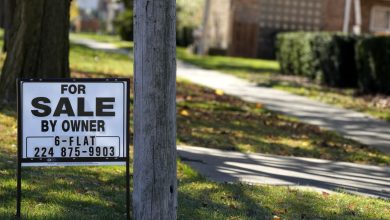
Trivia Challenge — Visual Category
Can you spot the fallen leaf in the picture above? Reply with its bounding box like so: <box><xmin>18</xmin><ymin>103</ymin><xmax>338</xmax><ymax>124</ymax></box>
<box><xmin>180</xmin><ymin>110</ymin><xmax>190</xmax><ymax>116</ymax></box>
<box><xmin>322</xmin><ymin>191</ymin><xmax>330</xmax><ymax>197</ymax></box>
<box><xmin>256</xmin><ymin>103</ymin><xmax>263</xmax><ymax>109</ymax></box>
<box><xmin>215</xmin><ymin>89</ymin><xmax>224</xmax><ymax>96</ymax></box>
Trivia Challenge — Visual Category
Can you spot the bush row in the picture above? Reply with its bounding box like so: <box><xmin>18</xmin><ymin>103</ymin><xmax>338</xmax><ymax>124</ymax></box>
<box><xmin>356</xmin><ymin>37</ymin><xmax>390</xmax><ymax>94</ymax></box>
<box><xmin>276</xmin><ymin>32</ymin><xmax>390</xmax><ymax>94</ymax></box>
<box><xmin>276</xmin><ymin>32</ymin><xmax>359</xmax><ymax>88</ymax></box>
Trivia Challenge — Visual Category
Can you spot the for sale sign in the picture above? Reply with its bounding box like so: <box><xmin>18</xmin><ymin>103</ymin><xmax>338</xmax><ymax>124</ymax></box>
<box><xmin>18</xmin><ymin>79</ymin><xmax>130</xmax><ymax>166</ymax></box>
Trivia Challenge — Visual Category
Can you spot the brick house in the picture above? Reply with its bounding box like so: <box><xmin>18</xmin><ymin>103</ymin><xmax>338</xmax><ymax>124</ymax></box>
<box><xmin>201</xmin><ymin>0</ymin><xmax>390</xmax><ymax>59</ymax></box>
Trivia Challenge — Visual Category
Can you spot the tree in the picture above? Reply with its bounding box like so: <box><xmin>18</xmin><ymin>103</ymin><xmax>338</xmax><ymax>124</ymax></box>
<box><xmin>0</xmin><ymin>0</ymin><xmax>15</xmax><ymax>52</ymax></box>
<box><xmin>0</xmin><ymin>0</ymin><xmax>4</xmax><ymax>28</ymax></box>
<box><xmin>176</xmin><ymin>0</ymin><xmax>204</xmax><ymax>46</ymax></box>
<box><xmin>0</xmin><ymin>0</ymin><xmax>71</xmax><ymax>104</ymax></box>
<box><xmin>133</xmin><ymin>0</ymin><xmax>177</xmax><ymax>218</ymax></box>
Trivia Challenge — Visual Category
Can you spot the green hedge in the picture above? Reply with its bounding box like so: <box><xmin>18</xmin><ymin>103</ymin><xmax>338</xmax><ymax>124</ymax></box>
<box><xmin>314</xmin><ymin>35</ymin><xmax>359</xmax><ymax>87</ymax></box>
<box><xmin>356</xmin><ymin>36</ymin><xmax>390</xmax><ymax>94</ymax></box>
<box><xmin>276</xmin><ymin>32</ymin><xmax>359</xmax><ymax>88</ymax></box>
<box><xmin>114</xmin><ymin>10</ymin><xmax>133</xmax><ymax>41</ymax></box>
<box><xmin>276</xmin><ymin>32</ymin><xmax>319</xmax><ymax>78</ymax></box>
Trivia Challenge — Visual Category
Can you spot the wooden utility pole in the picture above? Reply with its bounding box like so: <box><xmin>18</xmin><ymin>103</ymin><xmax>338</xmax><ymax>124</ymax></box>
<box><xmin>133</xmin><ymin>0</ymin><xmax>177</xmax><ymax>219</ymax></box>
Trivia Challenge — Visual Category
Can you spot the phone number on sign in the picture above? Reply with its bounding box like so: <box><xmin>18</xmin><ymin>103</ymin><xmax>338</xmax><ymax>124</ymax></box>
<box><xmin>33</xmin><ymin>146</ymin><xmax>116</xmax><ymax>158</ymax></box>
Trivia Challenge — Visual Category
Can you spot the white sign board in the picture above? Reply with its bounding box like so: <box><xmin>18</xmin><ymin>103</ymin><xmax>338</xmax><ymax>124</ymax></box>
<box><xmin>18</xmin><ymin>79</ymin><xmax>129</xmax><ymax>167</ymax></box>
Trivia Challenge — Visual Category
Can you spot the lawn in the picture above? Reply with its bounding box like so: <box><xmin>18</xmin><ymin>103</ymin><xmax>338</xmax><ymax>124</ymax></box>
<box><xmin>70</xmin><ymin>32</ymin><xmax>133</xmax><ymax>51</ymax></box>
<box><xmin>0</xmin><ymin>106</ymin><xmax>389</xmax><ymax>219</ymax></box>
<box><xmin>177</xmin><ymin>48</ymin><xmax>390</xmax><ymax>122</ymax></box>
<box><xmin>0</xmin><ymin>36</ymin><xmax>389</xmax><ymax>219</ymax></box>
<box><xmin>70</xmin><ymin>32</ymin><xmax>390</xmax><ymax>121</ymax></box>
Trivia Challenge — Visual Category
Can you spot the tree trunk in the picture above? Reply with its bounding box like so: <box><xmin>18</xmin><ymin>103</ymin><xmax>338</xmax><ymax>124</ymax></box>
<box><xmin>0</xmin><ymin>0</ymin><xmax>4</xmax><ymax>28</ymax></box>
<box><xmin>133</xmin><ymin>0</ymin><xmax>177</xmax><ymax>219</ymax></box>
<box><xmin>1</xmin><ymin>0</ymin><xmax>15</xmax><ymax>52</ymax></box>
<box><xmin>0</xmin><ymin>0</ymin><xmax>70</xmax><ymax>103</ymax></box>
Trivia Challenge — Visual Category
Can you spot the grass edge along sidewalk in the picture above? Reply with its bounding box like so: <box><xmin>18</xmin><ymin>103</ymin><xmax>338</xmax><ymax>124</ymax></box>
<box><xmin>177</xmin><ymin>47</ymin><xmax>390</xmax><ymax>122</ymax></box>
<box><xmin>70</xmin><ymin>32</ymin><xmax>390</xmax><ymax>122</ymax></box>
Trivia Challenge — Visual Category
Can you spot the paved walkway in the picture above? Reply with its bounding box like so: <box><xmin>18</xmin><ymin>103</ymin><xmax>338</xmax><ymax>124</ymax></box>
<box><xmin>178</xmin><ymin>145</ymin><xmax>390</xmax><ymax>198</ymax></box>
<box><xmin>70</xmin><ymin>37</ymin><xmax>130</xmax><ymax>55</ymax></box>
<box><xmin>177</xmin><ymin>61</ymin><xmax>390</xmax><ymax>154</ymax></box>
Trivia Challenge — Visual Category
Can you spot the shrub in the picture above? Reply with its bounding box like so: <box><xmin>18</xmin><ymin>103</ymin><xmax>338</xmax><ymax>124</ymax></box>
<box><xmin>276</xmin><ymin>32</ymin><xmax>319</xmax><ymax>78</ymax></box>
<box><xmin>114</xmin><ymin>9</ymin><xmax>133</xmax><ymax>41</ymax></box>
<box><xmin>277</xmin><ymin>32</ymin><xmax>359</xmax><ymax>88</ymax></box>
<box><xmin>176</xmin><ymin>0</ymin><xmax>204</xmax><ymax>46</ymax></box>
<box><xmin>356</xmin><ymin>36</ymin><xmax>390</xmax><ymax>94</ymax></box>
<box><xmin>314</xmin><ymin>34</ymin><xmax>359</xmax><ymax>87</ymax></box>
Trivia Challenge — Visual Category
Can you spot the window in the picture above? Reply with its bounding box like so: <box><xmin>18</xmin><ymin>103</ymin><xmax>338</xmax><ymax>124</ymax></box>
<box><xmin>370</xmin><ymin>6</ymin><xmax>390</xmax><ymax>32</ymax></box>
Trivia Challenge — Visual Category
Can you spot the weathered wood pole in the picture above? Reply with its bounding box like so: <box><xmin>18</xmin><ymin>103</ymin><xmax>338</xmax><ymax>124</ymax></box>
<box><xmin>133</xmin><ymin>0</ymin><xmax>177</xmax><ymax>219</ymax></box>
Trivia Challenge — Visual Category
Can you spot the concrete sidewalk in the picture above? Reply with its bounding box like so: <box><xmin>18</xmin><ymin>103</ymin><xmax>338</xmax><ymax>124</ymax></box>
<box><xmin>177</xmin><ymin>61</ymin><xmax>390</xmax><ymax>154</ymax></box>
<box><xmin>178</xmin><ymin>145</ymin><xmax>390</xmax><ymax>198</ymax></box>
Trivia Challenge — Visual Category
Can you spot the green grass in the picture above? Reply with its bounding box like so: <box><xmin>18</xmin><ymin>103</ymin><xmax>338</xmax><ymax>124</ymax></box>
<box><xmin>0</xmin><ymin>37</ymin><xmax>389</xmax><ymax>219</ymax></box>
<box><xmin>177</xmin><ymin>48</ymin><xmax>390</xmax><ymax>122</ymax></box>
<box><xmin>177</xmin><ymin>47</ymin><xmax>279</xmax><ymax>79</ymax></box>
<box><xmin>70</xmin><ymin>32</ymin><xmax>133</xmax><ymax>50</ymax></box>
<box><xmin>65</xmin><ymin>32</ymin><xmax>390</xmax><ymax>122</ymax></box>
<box><xmin>178</xmin><ymin>162</ymin><xmax>390</xmax><ymax>220</ymax></box>
<box><xmin>70</xmin><ymin>44</ymin><xmax>133</xmax><ymax>76</ymax></box>
<box><xmin>0</xmin><ymin>108</ymin><xmax>389</xmax><ymax>219</ymax></box>
<box><xmin>274</xmin><ymin>84</ymin><xmax>390</xmax><ymax>121</ymax></box>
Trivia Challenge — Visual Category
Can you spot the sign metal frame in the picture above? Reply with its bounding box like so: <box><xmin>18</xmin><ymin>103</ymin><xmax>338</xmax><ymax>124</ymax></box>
<box><xmin>16</xmin><ymin>78</ymin><xmax>131</xmax><ymax>220</ymax></box>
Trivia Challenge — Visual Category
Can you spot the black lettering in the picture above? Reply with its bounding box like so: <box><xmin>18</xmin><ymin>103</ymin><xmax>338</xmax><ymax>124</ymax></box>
<box><xmin>61</xmin><ymin>85</ymin><xmax>68</xmax><ymax>94</ymax></box>
<box><xmin>90</xmin><ymin>120</ymin><xmax>96</xmax><ymax>131</ymax></box>
<box><xmin>54</xmin><ymin>98</ymin><xmax>75</xmax><ymax>116</ymax></box>
<box><xmin>62</xmin><ymin>121</ymin><xmax>70</xmax><ymax>132</ymax></box>
<box><xmin>96</xmin><ymin>98</ymin><xmax>115</xmax><ymax>116</ymax></box>
<box><xmin>49</xmin><ymin>120</ymin><xmax>57</xmax><ymax>132</ymax></box>
<box><xmin>91</xmin><ymin>136</ymin><xmax>96</xmax><ymax>145</ymax></box>
<box><xmin>69</xmin><ymin>85</ymin><xmax>77</xmax><ymax>94</ymax></box>
<box><xmin>77</xmin><ymin>98</ymin><xmax>93</xmax><ymax>116</ymax></box>
<box><xmin>98</xmin><ymin>120</ymin><xmax>105</xmax><ymax>132</ymax></box>
<box><xmin>31</xmin><ymin>97</ymin><xmax>51</xmax><ymax>117</ymax></box>
<box><xmin>78</xmin><ymin>85</ymin><xmax>86</xmax><ymax>94</ymax></box>
<box><xmin>41</xmin><ymin>120</ymin><xmax>49</xmax><ymax>132</ymax></box>
<box><xmin>82</xmin><ymin>120</ymin><xmax>88</xmax><ymax>131</ymax></box>
<box><xmin>71</xmin><ymin>120</ymin><xmax>81</xmax><ymax>131</ymax></box>
<box><xmin>83</xmin><ymin>137</ymin><xmax>89</xmax><ymax>145</ymax></box>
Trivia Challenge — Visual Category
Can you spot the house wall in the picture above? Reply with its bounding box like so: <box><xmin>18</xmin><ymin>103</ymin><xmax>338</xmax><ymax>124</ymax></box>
<box><xmin>321</xmin><ymin>0</ymin><xmax>345</xmax><ymax>31</ymax></box>
<box><xmin>209</xmin><ymin>0</ymin><xmax>390</xmax><ymax>59</ymax></box>
<box><xmin>361</xmin><ymin>0</ymin><xmax>390</xmax><ymax>32</ymax></box>
<box><xmin>228</xmin><ymin>0</ymin><xmax>261</xmax><ymax>57</ymax></box>
<box><xmin>322</xmin><ymin>0</ymin><xmax>390</xmax><ymax>33</ymax></box>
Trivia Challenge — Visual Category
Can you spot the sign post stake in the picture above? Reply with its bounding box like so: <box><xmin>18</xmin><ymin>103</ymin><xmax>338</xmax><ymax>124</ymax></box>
<box><xmin>133</xmin><ymin>0</ymin><xmax>177</xmax><ymax>218</ymax></box>
<box><xmin>16</xmin><ymin>159</ymin><xmax>21</xmax><ymax>219</ymax></box>
<box><xmin>16</xmin><ymin>81</ymin><xmax>22</xmax><ymax>219</ymax></box>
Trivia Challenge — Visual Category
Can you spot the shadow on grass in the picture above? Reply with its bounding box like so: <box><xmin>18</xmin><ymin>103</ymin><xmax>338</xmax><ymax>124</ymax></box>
<box><xmin>176</xmin><ymin>83</ymin><xmax>389</xmax><ymax>165</ymax></box>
